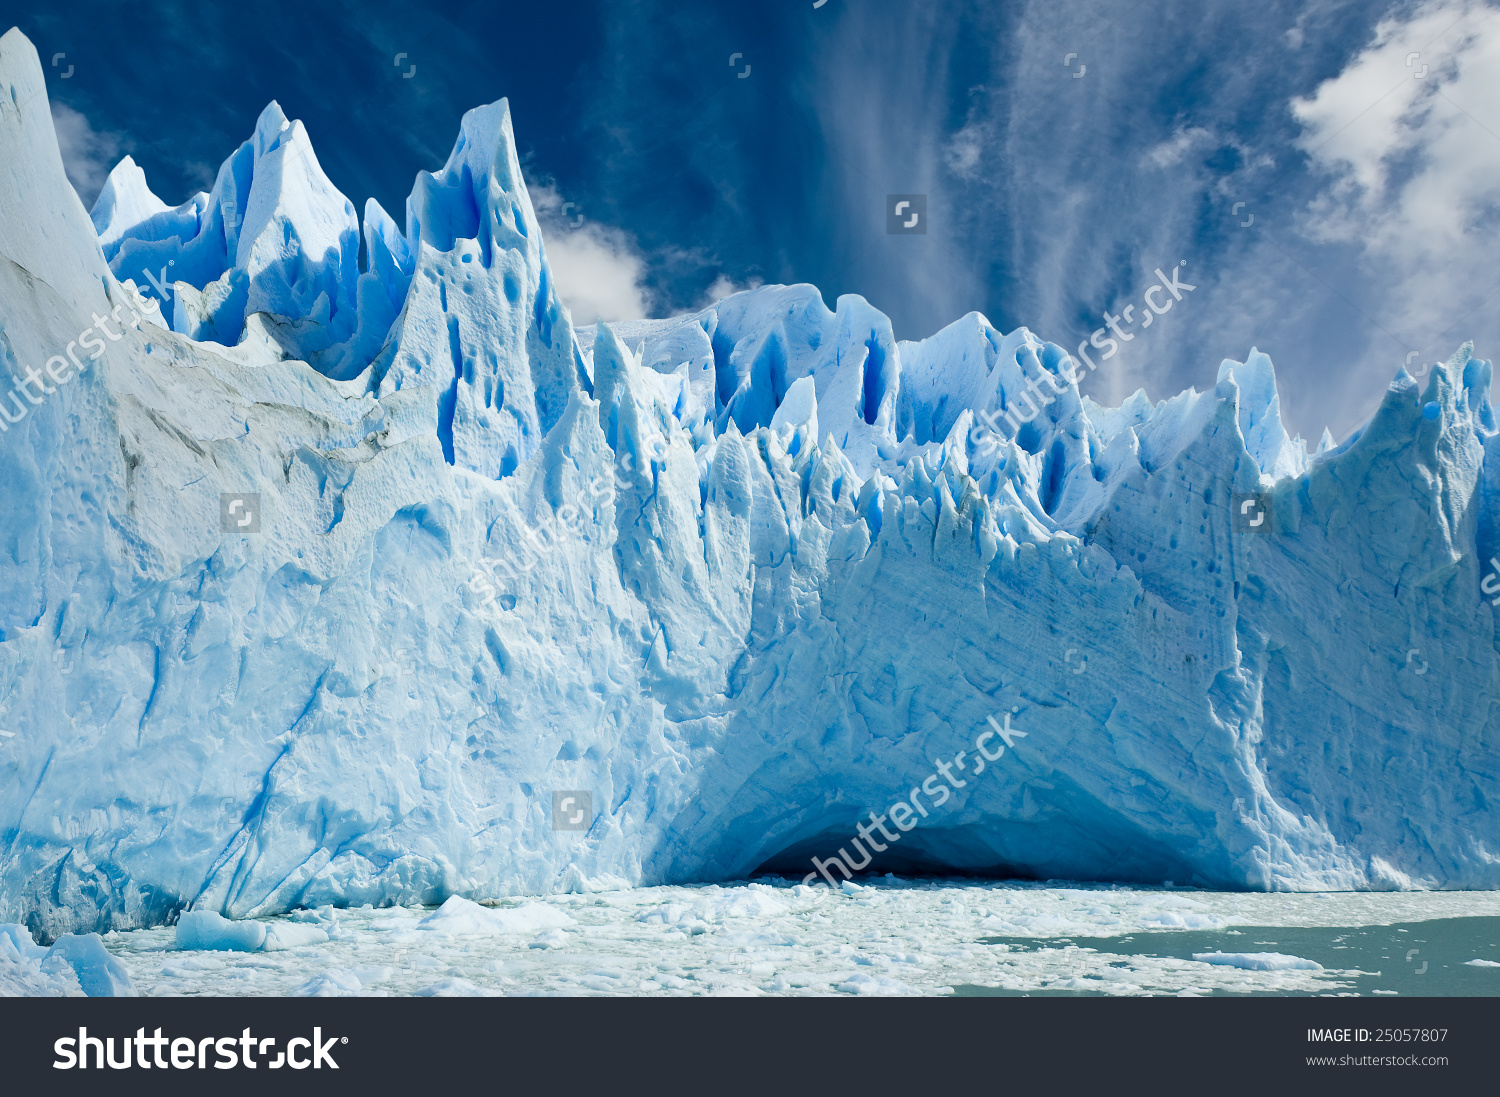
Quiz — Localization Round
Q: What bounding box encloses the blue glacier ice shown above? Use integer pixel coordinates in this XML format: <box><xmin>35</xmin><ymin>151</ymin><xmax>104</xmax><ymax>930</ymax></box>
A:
<box><xmin>0</xmin><ymin>922</ymin><xmax>135</xmax><ymax>995</ymax></box>
<box><xmin>175</xmin><ymin>908</ymin><xmax>327</xmax><ymax>952</ymax></box>
<box><xmin>1</xmin><ymin>26</ymin><xmax>1498</xmax><ymax>943</ymax></box>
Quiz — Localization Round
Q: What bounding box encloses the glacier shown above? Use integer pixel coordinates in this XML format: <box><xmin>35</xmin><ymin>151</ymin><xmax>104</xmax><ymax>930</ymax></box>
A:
<box><xmin>2</xmin><ymin>25</ymin><xmax>1499</xmax><ymax>946</ymax></box>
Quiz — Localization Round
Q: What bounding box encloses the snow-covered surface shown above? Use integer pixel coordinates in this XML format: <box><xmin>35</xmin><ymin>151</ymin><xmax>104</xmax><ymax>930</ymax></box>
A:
<box><xmin>88</xmin><ymin>881</ymin><xmax>1500</xmax><ymax>997</ymax></box>
<box><xmin>2</xmin><ymin>24</ymin><xmax>1500</xmax><ymax>946</ymax></box>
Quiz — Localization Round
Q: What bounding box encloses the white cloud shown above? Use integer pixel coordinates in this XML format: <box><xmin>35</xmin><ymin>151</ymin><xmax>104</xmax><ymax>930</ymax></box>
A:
<box><xmin>1292</xmin><ymin>0</ymin><xmax>1500</xmax><ymax>332</ymax></box>
<box><xmin>1145</xmin><ymin>126</ymin><xmax>1213</xmax><ymax>169</ymax></box>
<box><xmin>809</xmin><ymin>4</ymin><xmax>984</xmax><ymax>339</ymax></box>
<box><xmin>659</xmin><ymin>273</ymin><xmax>766</xmax><ymax>319</ymax></box>
<box><xmin>543</xmin><ymin>230</ymin><xmax>650</xmax><ymax>325</ymax></box>
<box><xmin>1286</xmin><ymin>11</ymin><xmax>1312</xmax><ymax>49</ymax></box>
<box><xmin>50</xmin><ymin>102</ymin><xmax>123</xmax><ymax>207</ymax></box>
<box><xmin>697</xmin><ymin>273</ymin><xmax>763</xmax><ymax>308</ymax></box>
<box><xmin>530</xmin><ymin>183</ymin><xmax>651</xmax><ymax>325</ymax></box>
<box><xmin>944</xmin><ymin>121</ymin><xmax>985</xmax><ymax>177</ymax></box>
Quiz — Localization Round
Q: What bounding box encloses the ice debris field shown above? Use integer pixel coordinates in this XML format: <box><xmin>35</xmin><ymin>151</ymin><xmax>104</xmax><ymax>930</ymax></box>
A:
<box><xmin>2</xmin><ymin>23</ymin><xmax>1500</xmax><ymax>994</ymax></box>
<box><xmin>7</xmin><ymin>881</ymin><xmax>1500</xmax><ymax>997</ymax></box>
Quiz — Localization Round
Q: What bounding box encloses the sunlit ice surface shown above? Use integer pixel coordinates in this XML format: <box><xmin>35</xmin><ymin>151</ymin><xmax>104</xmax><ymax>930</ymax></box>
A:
<box><xmin>93</xmin><ymin>880</ymin><xmax>1500</xmax><ymax>997</ymax></box>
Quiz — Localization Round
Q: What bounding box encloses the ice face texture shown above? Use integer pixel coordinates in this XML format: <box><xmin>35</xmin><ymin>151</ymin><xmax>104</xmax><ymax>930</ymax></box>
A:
<box><xmin>1</xmin><ymin>28</ymin><xmax>1497</xmax><ymax>941</ymax></box>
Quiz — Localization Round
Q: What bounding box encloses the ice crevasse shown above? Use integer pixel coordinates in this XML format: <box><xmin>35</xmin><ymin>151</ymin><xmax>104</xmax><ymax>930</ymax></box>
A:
<box><xmin>1</xmin><ymin>27</ymin><xmax>1498</xmax><ymax>943</ymax></box>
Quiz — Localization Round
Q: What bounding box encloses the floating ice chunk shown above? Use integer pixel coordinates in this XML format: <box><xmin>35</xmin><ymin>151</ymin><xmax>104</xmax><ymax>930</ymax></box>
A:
<box><xmin>292</xmin><ymin>970</ymin><xmax>364</xmax><ymax>997</ymax></box>
<box><xmin>529</xmin><ymin>928</ymin><xmax>568</xmax><ymax>949</ymax></box>
<box><xmin>0</xmin><ymin>924</ymin><xmax>123</xmax><ymax>996</ymax></box>
<box><xmin>636</xmin><ymin>887</ymin><xmax>789</xmax><ymax>926</ymax></box>
<box><xmin>287</xmin><ymin>906</ymin><xmax>337</xmax><ymax>925</ymax></box>
<box><xmin>1140</xmin><ymin>908</ymin><xmax>1227</xmax><ymax>930</ymax></box>
<box><xmin>1191</xmin><ymin>951</ymin><xmax>1323</xmax><ymax>971</ymax></box>
<box><xmin>0</xmin><ymin>923</ymin><xmax>48</xmax><ymax>961</ymax></box>
<box><xmin>174</xmin><ymin>910</ymin><xmax>328</xmax><ymax>952</ymax></box>
<box><xmin>263</xmin><ymin>922</ymin><xmax>331</xmax><ymax>950</ymax></box>
<box><xmin>635</xmin><ymin>903</ymin><xmax>707</xmax><ymax>931</ymax></box>
<box><xmin>709</xmin><ymin>889</ymin><xmax>791</xmax><ymax>919</ymax></box>
<box><xmin>39</xmin><ymin>934</ymin><xmax>137</xmax><ymax>996</ymax></box>
<box><xmin>417</xmin><ymin>896</ymin><xmax>573</xmax><ymax>936</ymax></box>
<box><xmin>159</xmin><ymin>955</ymin><xmax>227</xmax><ymax>978</ymax></box>
<box><xmin>176</xmin><ymin>910</ymin><xmax>269</xmax><ymax>952</ymax></box>
<box><xmin>636</xmin><ymin>903</ymin><xmax>684</xmax><ymax>924</ymax></box>
<box><xmin>837</xmin><ymin>971</ymin><xmax>915</xmax><ymax>995</ymax></box>
<box><xmin>0</xmin><ymin>940</ymin><xmax>78</xmax><ymax>996</ymax></box>
<box><xmin>790</xmin><ymin>884</ymin><xmax>831</xmax><ymax>902</ymax></box>
<box><xmin>415</xmin><ymin>977</ymin><xmax>495</xmax><ymax>997</ymax></box>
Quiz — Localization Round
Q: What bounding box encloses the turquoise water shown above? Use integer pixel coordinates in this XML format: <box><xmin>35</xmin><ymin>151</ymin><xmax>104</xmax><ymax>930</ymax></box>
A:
<box><xmin>959</xmin><ymin>916</ymin><xmax>1500</xmax><ymax>996</ymax></box>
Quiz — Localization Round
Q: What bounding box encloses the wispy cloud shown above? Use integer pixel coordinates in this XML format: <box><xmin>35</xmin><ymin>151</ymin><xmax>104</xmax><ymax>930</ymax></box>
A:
<box><xmin>32</xmin><ymin>0</ymin><xmax>1490</xmax><ymax>447</ymax></box>
<box><xmin>1292</xmin><ymin>0</ymin><xmax>1500</xmax><ymax>350</ymax></box>
<box><xmin>531</xmin><ymin>182</ymin><xmax>651</xmax><ymax>325</ymax></box>
<box><xmin>851</xmin><ymin>0</ymin><xmax>1490</xmax><ymax>442</ymax></box>
<box><xmin>669</xmin><ymin>273</ymin><xmax>766</xmax><ymax>317</ymax></box>
<box><xmin>531</xmin><ymin>179</ymin><xmax>767</xmax><ymax>323</ymax></box>
<box><xmin>50</xmin><ymin>102</ymin><xmax>124</xmax><ymax>207</ymax></box>
<box><xmin>809</xmin><ymin>3</ymin><xmax>986</xmax><ymax>340</ymax></box>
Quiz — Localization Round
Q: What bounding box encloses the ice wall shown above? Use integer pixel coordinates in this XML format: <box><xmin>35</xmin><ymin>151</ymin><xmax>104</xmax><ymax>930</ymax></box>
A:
<box><xmin>2</xmin><ymin>27</ymin><xmax>1498</xmax><ymax>942</ymax></box>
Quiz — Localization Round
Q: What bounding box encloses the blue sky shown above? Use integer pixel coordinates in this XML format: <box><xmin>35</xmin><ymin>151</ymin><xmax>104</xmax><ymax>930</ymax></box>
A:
<box><xmin>12</xmin><ymin>0</ymin><xmax>1500</xmax><ymax>442</ymax></box>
